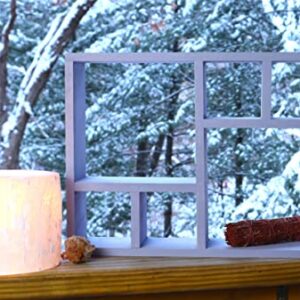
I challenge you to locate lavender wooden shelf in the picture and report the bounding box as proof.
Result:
[65,52,300,258]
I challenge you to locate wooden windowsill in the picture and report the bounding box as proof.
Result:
[1,257,300,299]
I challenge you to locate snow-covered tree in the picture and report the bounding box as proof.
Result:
[79,0,289,237]
[0,0,97,169]
[3,0,300,240]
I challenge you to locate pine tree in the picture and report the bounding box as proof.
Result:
[15,0,300,239]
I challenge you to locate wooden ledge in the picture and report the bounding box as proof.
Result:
[1,257,300,299]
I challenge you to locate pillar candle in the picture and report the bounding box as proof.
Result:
[0,170,62,275]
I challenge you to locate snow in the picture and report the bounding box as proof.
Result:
[285,129,300,138]
[81,0,116,23]
[181,37,206,52]
[262,0,300,52]
[174,99,193,123]
[85,27,131,52]
[136,121,169,143]
[233,15,246,22]
[206,0,232,22]
[182,0,198,16]
[210,22,223,31]
[291,79,300,87]
[285,40,300,52]
[233,176,288,219]
[7,64,26,75]
[283,152,300,179]
[232,151,300,221]
[208,130,221,146]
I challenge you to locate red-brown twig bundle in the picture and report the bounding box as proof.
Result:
[225,216,300,247]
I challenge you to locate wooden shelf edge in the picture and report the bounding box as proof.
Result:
[1,257,300,299]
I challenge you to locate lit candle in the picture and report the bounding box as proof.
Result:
[0,170,62,275]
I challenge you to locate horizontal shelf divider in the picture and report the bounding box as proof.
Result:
[142,237,197,250]
[66,52,300,63]
[89,237,131,249]
[75,176,197,192]
[203,118,300,128]
[88,237,300,258]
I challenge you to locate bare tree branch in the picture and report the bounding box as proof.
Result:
[0,0,97,168]
[0,0,17,126]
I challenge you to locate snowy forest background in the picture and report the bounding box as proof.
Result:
[1,0,300,240]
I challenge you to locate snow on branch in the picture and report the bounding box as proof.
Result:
[86,26,134,53]
[0,0,17,58]
[1,0,97,148]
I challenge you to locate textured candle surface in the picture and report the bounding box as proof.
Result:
[0,170,62,275]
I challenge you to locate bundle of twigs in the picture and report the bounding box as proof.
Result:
[225,216,300,247]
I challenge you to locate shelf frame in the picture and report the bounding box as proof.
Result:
[65,52,300,257]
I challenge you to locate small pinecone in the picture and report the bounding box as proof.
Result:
[61,236,96,263]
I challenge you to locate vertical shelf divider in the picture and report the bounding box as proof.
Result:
[195,59,208,250]
[66,61,87,237]
[131,191,147,248]
[65,59,75,237]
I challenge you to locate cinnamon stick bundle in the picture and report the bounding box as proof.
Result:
[225,216,300,247]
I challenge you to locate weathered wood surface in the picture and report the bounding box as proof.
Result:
[98,288,277,300]
[0,257,300,299]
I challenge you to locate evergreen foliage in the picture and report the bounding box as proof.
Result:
[2,0,300,239]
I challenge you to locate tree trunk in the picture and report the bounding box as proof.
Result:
[163,30,181,236]
[134,111,150,177]
[234,128,244,206]
[164,121,174,237]
[134,137,149,177]
[1,111,30,168]
[0,0,17,127]
[148,134,165,176]
[233,72,245,206]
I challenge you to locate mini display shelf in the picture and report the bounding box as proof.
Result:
[65,52,300,258]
